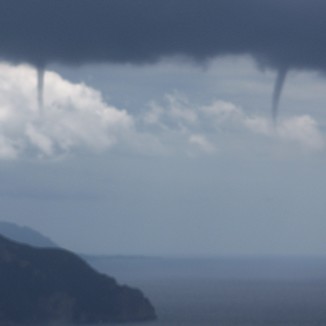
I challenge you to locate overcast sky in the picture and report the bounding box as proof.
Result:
[1,1,326,256]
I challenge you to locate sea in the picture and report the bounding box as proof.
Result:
[82,256,326,326]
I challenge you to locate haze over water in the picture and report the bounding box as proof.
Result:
[83,256,326,326]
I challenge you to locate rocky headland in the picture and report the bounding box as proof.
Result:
[0,234,156,324]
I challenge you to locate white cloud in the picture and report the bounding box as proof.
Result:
[243,116,272,135]
[145,93,197,130]
[243,114,324,150]
[166,94,198,125]
[277,115,324,150]
[201,100,243,125]
[0,63,134,159]
[189,134,216,154]
[143,104,164,125]
[0,64,323,160]
[0,135,19,159]
[25,124,54,157]
[145,94,325,153]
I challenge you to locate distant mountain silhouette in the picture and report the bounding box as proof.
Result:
[0,221,57,248]
[0,234,156,324]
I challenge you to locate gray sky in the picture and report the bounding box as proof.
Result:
[1,1,326,256]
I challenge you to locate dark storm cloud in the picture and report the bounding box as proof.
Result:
[0,0,325,71]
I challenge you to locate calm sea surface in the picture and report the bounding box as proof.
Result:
[69,257,326,326]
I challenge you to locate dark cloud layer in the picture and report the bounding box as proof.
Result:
[0,0,325,71]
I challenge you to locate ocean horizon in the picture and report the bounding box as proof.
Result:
[79,256,326,326]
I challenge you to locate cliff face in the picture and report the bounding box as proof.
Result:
[0,235,156,324]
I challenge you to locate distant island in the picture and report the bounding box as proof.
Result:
[0,234,156,324]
